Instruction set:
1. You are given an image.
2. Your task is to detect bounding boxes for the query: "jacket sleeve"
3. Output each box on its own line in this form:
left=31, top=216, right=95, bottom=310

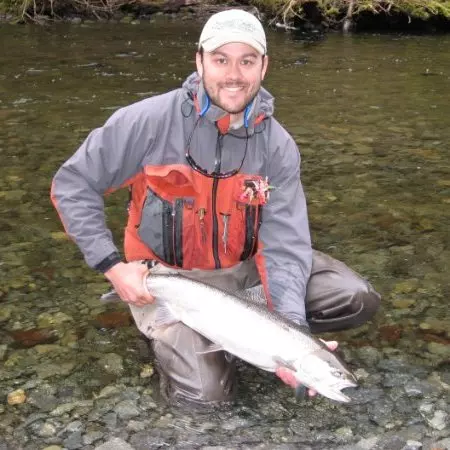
left=258, top=126, right=312, bottom=326
left=51, top=100, right=157, bottom=269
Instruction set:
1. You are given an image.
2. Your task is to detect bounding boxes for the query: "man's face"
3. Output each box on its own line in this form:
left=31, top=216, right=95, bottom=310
left=196, top=42, right=268, bottom=115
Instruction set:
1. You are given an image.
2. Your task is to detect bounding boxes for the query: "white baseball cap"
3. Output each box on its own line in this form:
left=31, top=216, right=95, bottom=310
left=198, top=9, right=267, bottom=55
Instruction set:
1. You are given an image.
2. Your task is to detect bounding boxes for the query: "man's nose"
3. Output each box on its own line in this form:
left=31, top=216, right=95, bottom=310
left=226, top=61, right=243, bottom=79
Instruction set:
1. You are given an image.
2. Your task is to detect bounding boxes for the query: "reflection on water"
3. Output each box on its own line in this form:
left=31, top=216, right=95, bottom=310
left=0, top=20, right=449, bottom=343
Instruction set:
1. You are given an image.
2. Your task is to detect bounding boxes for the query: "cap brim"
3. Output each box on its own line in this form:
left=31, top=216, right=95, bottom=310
left=200, top=33, right=265, bottom=55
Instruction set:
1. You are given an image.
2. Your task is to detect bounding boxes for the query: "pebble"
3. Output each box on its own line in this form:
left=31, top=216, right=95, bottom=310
left=95, top=437, right=136, bottom=450
left=427, top=410, right=448, bottom=431
left=7, top=388, right=26, bottom=405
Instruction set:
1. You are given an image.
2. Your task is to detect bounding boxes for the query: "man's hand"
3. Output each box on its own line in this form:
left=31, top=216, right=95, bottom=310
left=275, top=340, right=339, bottom=397
left=104, top=261, right=155, bottom=307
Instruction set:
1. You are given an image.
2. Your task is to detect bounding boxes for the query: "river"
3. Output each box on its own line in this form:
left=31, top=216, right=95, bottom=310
left=0, top=17, right=449, bottom=450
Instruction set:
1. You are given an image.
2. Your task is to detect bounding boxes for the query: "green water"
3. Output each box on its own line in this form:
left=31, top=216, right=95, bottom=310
left=1, top=19, right=449, bottom=342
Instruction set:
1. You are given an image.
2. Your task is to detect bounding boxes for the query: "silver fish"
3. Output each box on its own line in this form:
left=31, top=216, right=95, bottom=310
left=144, top=272, right=357, bottom=403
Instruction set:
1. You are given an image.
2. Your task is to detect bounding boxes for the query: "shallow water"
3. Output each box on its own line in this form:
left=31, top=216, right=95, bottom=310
left=0, top=17, right=449, bottom=450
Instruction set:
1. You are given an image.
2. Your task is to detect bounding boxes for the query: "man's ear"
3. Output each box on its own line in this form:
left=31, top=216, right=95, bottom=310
left=261, top=55, right=269, bottom=80
left=196, top=52, right=203, bottom=77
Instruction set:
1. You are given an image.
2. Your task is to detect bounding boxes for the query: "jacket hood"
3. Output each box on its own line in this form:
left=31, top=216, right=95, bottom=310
left=182, top=72, right=274, bottom=135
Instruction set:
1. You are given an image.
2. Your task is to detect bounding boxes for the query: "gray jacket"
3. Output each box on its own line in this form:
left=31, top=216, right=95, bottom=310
left=51, top=72, right=312, bottom=325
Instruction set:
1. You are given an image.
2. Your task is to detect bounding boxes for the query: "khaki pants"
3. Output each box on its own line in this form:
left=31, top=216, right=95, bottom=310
left=129, top=250, right=380, bottom=407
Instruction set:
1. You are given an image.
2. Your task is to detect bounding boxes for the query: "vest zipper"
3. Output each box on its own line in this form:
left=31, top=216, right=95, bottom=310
left=174, top=199, right=184, bottom=267
left=162, top=202, right=174, bottom=265
left=212, top=133, right=223, bottom=269
left=240, top=204, right=255, bottom=260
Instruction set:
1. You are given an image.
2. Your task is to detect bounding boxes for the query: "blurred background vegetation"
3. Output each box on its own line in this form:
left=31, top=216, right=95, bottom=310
left=0, top=0, right=449, bottom=29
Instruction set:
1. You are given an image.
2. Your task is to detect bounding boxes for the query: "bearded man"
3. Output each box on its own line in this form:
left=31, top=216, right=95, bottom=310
left=51, top=9, right=380, bottom=407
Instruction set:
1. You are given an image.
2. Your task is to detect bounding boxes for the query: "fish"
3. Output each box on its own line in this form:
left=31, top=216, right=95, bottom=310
left=143, top=271, right=358, bottom=403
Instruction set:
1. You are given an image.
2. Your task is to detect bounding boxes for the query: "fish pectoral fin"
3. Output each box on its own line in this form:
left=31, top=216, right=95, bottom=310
left=100, top=289, right=121, bottom=303
left=196, top=343, right=224, bottom=355
left=273, top=356, right=297, bottom=372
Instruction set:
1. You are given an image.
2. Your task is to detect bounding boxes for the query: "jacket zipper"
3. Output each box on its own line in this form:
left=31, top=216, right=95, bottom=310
left=212, top=133, right=223, bottom=269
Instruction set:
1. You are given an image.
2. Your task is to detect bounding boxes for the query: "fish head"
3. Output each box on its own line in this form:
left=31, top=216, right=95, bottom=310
left=292, top=347, right=357, bottom=403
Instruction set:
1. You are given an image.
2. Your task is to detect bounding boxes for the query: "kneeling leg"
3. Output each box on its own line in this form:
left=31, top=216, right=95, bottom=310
left=306, top=250, right=381, bottom=334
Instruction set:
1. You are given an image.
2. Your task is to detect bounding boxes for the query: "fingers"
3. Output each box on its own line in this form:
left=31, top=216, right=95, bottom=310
left=319, top=339, right=339, bottom=351
left=275, top=367, right=297, bottom=388
left=105, top=262, right=155, bottom=306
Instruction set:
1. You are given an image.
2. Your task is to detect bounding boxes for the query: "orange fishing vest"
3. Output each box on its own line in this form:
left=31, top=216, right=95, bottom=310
left=124, top=164, right=267, bottom=270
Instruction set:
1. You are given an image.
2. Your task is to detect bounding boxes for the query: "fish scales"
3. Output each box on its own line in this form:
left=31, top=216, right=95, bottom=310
left=145, top=272, right=357, bottom=403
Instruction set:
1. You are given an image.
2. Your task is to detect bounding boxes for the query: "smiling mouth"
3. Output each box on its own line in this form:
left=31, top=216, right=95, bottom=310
left=222, top=86, right=245, bottom=92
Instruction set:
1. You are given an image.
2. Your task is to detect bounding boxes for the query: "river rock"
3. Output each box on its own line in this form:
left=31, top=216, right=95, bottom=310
left=63, top=430, right=83, bottom=450
left=0, top=345, right=8, bottom=361
left=427, top=342, right=450, bottom=358
left=34, top=421, right=58, bottom=437
left=0, top=306, right=12, bottom=323
left=83, top=431, right=105, bottom=445
left=95, top=437, right=135, bottom=450
left=426, top=410, right=448, bottom=431
left=97, top=353, right=124, bottom=376
left=115, top=400, right=141, bottom=420
left=36, top=361, right=75, bottom=379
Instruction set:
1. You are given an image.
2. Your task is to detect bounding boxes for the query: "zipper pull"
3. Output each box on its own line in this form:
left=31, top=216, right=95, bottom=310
left=198, top=208, right=207, bottom=243
left=221, top=213, right=230, bottom=254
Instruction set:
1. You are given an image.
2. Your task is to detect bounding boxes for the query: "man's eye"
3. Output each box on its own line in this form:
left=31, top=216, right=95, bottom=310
left=216, top=58, right=227, bottom=64
left=242, top=59, right=255, bottom=66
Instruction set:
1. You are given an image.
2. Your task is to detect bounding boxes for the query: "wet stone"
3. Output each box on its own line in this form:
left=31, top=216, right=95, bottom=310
left=27, top=391, right=59, bottom=412
left=355, top=346, right=382, bottom=366
left=30, top=420, right=58, bottom=437
left=115, top=399, right=141, bottom=420
left=427, top=342, right=450, bottom=358
left=94, top=437, right=135, bottom=450
left=65, top=420, right=84, bottom=433
left=350, top=387, right=384, bottom=405
left=36, top=361, right=76, bottom=379
left=129, top=431, right=174, bottom=450
left=126, top=420, right=147, bottom=432
left=426, top=410, right=448, bottom=431
left=101, top=411, right=118, bottom=429
left=83, top=431, right=105, bottom=445
left=403, top=441, right=423, bottom=450
left=97, top=353, right=124, bottom=376
left=63, top=430, right=83, bottom=449
left=371, top=435, right=407, bottom=450
left=382, top=372, right=413, bottom=388
left=404, top=380, right=435, bottom=398
left=367, top=399, right=396, bottom=427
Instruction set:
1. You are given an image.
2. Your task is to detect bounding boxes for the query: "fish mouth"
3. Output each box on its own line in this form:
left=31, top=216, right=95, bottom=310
left=317, top=379, right=358, bottom=403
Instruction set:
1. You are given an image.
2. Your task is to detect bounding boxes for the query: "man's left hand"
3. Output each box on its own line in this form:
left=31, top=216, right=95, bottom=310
left=275, top=340, right=339, bottom=397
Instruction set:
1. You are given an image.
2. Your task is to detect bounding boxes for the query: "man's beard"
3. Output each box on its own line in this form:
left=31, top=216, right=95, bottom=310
left=203, top=78, right=260, bottom=115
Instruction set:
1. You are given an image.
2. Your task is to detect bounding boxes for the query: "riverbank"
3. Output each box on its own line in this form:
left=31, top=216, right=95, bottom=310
left=1, top=292, right=449, bottom=450
left=1, top=0, right=450, bottom=32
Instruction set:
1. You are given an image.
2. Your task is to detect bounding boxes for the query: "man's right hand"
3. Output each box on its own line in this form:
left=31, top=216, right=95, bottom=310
left=104, top=261, right=155, bottom=307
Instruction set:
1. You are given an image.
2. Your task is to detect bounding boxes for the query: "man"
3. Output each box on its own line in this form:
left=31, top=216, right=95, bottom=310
left=51, top=9, right=380, bottom=407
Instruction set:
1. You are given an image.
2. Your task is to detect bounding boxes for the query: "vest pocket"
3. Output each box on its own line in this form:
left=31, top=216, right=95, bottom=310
left=138, top=188, right=184, bottom=267
left=240, top=204, right=262, bottom=261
